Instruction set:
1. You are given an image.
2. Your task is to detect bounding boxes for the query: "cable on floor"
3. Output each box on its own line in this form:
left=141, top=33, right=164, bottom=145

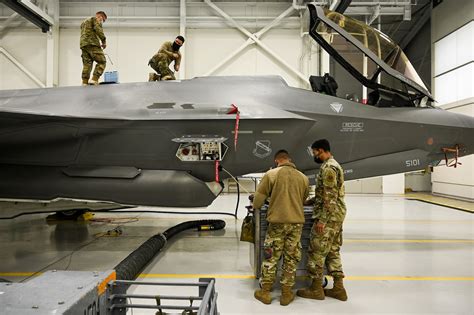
left=19, top=216, right=140, bottom=282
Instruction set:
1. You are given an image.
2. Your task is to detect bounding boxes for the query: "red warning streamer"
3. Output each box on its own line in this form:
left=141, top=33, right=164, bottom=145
left=227, top=104, right=240, bottom=151
left=215, top=160, right=220, bottom=182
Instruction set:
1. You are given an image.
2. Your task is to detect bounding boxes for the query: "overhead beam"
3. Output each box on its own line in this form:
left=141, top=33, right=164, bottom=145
left=403, top=4, right=412, bottom=21
left=204, top=38, right=253, bottom=76
left=204, top=0, right=308, bottom=84
left=0, top=12, right=19, bottom=39
left=256, top=5, right=295, bottom=38
left=46, top=0, right=59, bottom=87
left=329, top=0, right=340, bottom=11
left=335, top=0, right=352, bottom=14
left=399, top=6, right=430, bottom=49
left=0, top=47, right=46, bottom=88
left=367, top=4, right=380, bottom=25
left=179, top=0, right=186, bottom=80
left=2, top=0, right=54, bottom=33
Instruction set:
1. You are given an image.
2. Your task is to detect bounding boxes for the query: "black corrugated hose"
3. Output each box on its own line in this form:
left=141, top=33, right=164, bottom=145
left=114, top=219, right=226, bottom=280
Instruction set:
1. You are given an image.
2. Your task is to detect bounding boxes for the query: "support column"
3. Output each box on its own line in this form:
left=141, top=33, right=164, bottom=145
left=319, top=46, right=330, bottom=76
left=46, top=0, right=59, bottom=87
left=179, top=0, right=186, bottom=80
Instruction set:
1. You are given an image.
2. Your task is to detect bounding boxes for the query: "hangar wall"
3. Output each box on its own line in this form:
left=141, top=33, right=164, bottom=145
left=0, top=30, right=47, bottom=90
left=0, top=28, right=311, bottom=89
left=431, top=0, right=474, bottom=200
left=58, top=27, right=307, bottom=87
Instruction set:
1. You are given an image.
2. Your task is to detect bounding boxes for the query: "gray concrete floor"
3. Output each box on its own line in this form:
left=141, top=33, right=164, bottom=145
left=0, top=193, right=473, bottom=314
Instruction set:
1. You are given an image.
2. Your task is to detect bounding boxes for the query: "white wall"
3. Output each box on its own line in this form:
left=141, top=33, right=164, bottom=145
left=187, top=28, right=304, bottom=86
left=0, top=24, right=308, bottom=89
left=433, top=21, right=473, bottom=105
left=405, top=171, right=431, bottom=192
left=431, top=7, right=474, bottom=200
left=345, top=175, right=406, bottom=195
left=433, top=21, right=473, bottom=77
left=345, top=177, right=383, bottom=194
left=0, top=29, right=47, bottom=90
left=57, top=27, right=306, bottom=87
left=59, top=28, right=181, bottom=86
left=382, top=174, right=405, bottom=195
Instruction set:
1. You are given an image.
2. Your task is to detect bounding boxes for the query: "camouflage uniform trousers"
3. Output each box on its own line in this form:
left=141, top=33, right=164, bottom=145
left=260, top=223, right=303, bottom=287
left=149, top=57, right=175, bottom=81
left=306, top=221, right=345, bottom=280
left=81, top=45, right=106, bottom=81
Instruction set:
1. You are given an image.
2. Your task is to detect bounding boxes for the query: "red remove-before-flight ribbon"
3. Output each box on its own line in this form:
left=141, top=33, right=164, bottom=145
left=227, top=104, right=240, bottom=151
left=215, top=160, right=220, bottom=182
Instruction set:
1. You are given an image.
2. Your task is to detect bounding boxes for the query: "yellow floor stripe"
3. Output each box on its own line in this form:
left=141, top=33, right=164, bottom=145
left=1, top=272, right=472, bottom=281
left=347, top=276, right=474, bottom=281
left=0, top=272, right=40, bottom=277
left=137, top=274, right=474, bottom=281
left=405, top=193, right=473, bottom=213
left=138, top=273, right=256, bottom=279
left=344, top=239, right=474, bottom=243
left=346, top=219, right=472, bottom=224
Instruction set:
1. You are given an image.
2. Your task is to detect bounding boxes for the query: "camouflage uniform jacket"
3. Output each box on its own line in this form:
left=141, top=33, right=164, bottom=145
left=313, top=157, right=346, bottom=224
left=253, top=162, right=309, bottom=224
left=151, top=41, right=181, bottom=67
left=80, top=17, right=106, bottom=49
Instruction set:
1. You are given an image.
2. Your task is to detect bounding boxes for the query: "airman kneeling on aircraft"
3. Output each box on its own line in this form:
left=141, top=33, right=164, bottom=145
left=297, top=139, right=348, bottom=301
left=148, top=36, right=184, bottom=81
left=253, top=150, right=309, bottom=306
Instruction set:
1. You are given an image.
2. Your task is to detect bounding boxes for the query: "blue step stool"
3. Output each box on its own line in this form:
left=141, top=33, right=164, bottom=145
left=104, top=71, right=119, bottom=83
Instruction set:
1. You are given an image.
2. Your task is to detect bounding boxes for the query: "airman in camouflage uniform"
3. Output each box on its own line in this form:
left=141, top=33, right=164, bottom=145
left=297, top=139, right=348, bottom=301
left=80, top=11, right=107, bottom=86
left=148, top=36, right=184, bottom=81
left=252, top=150, right=309, bottom=306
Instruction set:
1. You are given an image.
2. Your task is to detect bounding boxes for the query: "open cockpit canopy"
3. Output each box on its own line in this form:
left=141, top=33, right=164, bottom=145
left=306, top=4, right=433, bottom=107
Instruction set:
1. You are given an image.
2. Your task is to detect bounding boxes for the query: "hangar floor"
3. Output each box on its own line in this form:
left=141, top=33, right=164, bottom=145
left=0, top=194, right=473, bottom=314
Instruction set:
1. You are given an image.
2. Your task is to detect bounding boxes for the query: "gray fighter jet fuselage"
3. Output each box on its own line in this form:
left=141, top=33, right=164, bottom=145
left=0, top=5, right=472, bottom=208
left=0, top=76, right=472, bottom=207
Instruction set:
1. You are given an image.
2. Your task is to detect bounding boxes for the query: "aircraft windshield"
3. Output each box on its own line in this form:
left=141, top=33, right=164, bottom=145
left=319, top=8, right=427, bottom=91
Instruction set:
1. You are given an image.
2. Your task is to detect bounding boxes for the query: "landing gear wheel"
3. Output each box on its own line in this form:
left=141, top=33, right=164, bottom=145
left=55, top=209, right=85, bottom=220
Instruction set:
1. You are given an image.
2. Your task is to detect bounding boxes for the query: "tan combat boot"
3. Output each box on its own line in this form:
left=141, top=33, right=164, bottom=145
left=280, top=285, right=295, bottom=306
left=324, top=277, right=348, bottom=301
left=254, top=283, right=272, bottom=304
left=82, top=79, right=89, bottom=86
left=296, top=278, right=325, bottom=300
left=90, top=76, right=100, bottom=86
left=148, top=73, right=160, bottom=82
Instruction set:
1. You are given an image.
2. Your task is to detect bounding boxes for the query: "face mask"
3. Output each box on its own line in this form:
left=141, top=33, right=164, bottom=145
left=172, top=42, right=181, bottom=51
left=313, top=150, right=323, bottom=164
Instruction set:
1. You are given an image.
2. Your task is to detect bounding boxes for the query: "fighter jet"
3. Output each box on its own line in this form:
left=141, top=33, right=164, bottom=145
left=0, top=5, right=472, bottom=209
